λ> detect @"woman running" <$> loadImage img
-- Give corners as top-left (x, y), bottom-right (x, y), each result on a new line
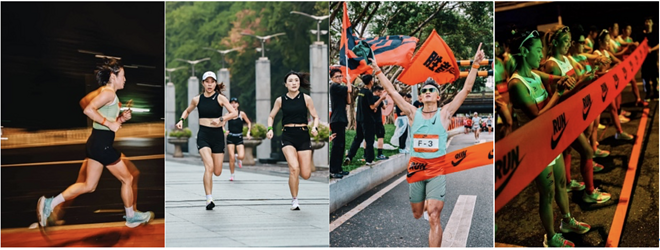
top-left (508, 30), bottom-right (589, 247)
top-left (369, 43), bottom-right (483, 247)
top-left (176, 71), bottom-right (238, 210)
top-left (266, 72), bottom-right (319, 210)
top-left (594, 30), bottom-right (635, 140)
top-left (544, 25), bottom-right (611, 204)
top-left (37, 59), bottom-right (154, 228)
top-left (225, 97), bottom-right (252, 181)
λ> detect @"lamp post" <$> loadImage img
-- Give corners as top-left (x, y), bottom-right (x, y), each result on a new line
top-left (240, 32), bottom-right (286, 58)
top-left (290, 11), bottom-right (329, 43)
top-left (175, 57), bottom-right (211, 77)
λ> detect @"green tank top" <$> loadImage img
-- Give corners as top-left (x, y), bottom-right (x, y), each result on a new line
top-left (92, 94), bottom-right (120, 130)
top-left (569, 54), bottom-right (592, 75)
top-left (410, 108), bottom-right (447, 159)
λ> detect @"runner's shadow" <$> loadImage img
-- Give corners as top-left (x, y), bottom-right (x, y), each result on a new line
top-left (52, 230), bottom-right (126, 247)
top-left (562, 225), bottom-right (607, 247)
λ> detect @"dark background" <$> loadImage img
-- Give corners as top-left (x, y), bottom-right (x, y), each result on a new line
top-left (1, 2), bottom-right (165, 130)
top-left (496, 2), bottom-right (659, 44)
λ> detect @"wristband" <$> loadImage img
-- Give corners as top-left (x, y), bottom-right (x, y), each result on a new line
top-left (179, 117), bottom-right (185, 121)
top-left (549, 74), bottom-right (554, 83)
top-left (374, 70), bottom-right (382, 75)
top-left (101, 117), bottom-right (107, 125)
top-left (472, 63), bottom-right (480, 69)
top-left (268, 126), bottom-right (273, 131)
top-left (557, 89), bottom-right (565, 97)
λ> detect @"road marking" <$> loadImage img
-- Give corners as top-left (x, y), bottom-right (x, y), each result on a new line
top-left (606, 107), bottom-right (649, 247)
top-left (329, 175), bottom-right (407, 232)
top-left (2, 154), bottom-right (164, 167)
top-left (442, 195), bottom-right (477, 247)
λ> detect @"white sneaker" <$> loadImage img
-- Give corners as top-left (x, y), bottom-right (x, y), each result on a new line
top-left (236, 154), bottom-right (242, 168)
top-left (229, 174), bottom-right (235, 181)
top-left (291, 198), bottom-right (300, 211)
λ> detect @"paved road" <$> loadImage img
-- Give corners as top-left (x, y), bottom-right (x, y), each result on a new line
top-left (165, 157), bottom-right (329, 247)
top-left (1, 137), bottom-right (165, 230)
top-left (495, 82), bottom-right (659, 247)
top-left (330, 131), bottom-right (494, 247)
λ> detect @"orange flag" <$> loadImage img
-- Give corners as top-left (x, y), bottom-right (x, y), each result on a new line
top-left (397, 29), bottom-right (459, 85)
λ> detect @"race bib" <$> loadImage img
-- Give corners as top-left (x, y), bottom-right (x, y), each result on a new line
top-left (413, 134), bottom-right (439, 153)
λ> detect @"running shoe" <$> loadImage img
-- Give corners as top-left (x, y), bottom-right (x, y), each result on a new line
top-left (124, 211), bottom-right (154, 228)
top-left (593, 162), bottom-right (604, 172)
top-left (598, 124), bottom-right (606, 130)
top-left (593, 148), bottom-right (610, 158)
top-left (365, 161), bottom-right (374, 166)
top-left (230, 174), bottom-right (235, 181)
top-left (291, 199), bottom-right (300, 211)
top-left (37, 196), bottom-right (54, 227)
top-left (567, 180), bottom-right (585, 192)
top-left (618, 115), bottom-right (630, 124)
top-left (343, 157), bottom-right (351, 165)
top-left (330, 172), bottom-right (343, 179)
top-left (376, 155), bottom-right (389, 160)
top-left (236, 154), bottom-right (242, 168)
top-left (621, 110), bottom-right (632, 117)
top-left (543, 233), bottom-right (575, 247)
top-left (583, 188), bottom-right (611, 204)
top-left (615, 132), bottom-right (634, 140)
top-left (341, 171), bottom-right (350, 176)
top-left (559, 217), bottom-right (591, 234)
top-left (399, 149), bottom-right (405, 154)
top-left (636, 100), bottom-right (649, 107)
top-left (206, 200), bottom-right (215, 210)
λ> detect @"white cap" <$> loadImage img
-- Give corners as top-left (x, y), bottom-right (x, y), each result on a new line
top-left (202, 71), bottom-right (217, 81)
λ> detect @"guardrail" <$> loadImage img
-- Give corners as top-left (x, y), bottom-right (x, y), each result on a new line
top-left (1, 122), bottom-right (164, 149)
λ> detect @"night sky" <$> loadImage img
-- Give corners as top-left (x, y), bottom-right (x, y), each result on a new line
top-left (1, 2), bottom-right (164, 130)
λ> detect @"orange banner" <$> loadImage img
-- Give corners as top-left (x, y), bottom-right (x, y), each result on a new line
top-left (398, 29), bottom-right (460, 85)
top-left (494, 39), bottom-right (649, 212)
top-left (407, 142), bottom-right (493, 183)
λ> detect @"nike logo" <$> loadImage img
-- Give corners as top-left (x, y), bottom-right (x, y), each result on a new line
top-left (550, 113), bottom-right (568, 150)
top-left (451, 150), bottom-right (467, 167)
top-left (495, 146), bottom-right (525, 198)
top-left (582, 94), bottom-right (592, 121)
top-left (601, 83), bottom-right (608, 102)
top-left (488, 150), bottom-right (494, 159)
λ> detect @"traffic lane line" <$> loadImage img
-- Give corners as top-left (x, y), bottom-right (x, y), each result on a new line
top-left (442, 195), bottom-right (477, 247)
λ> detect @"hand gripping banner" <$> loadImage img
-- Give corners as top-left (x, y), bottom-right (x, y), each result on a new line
top-left (397, 29), bottom-right (460, 85)
top-left (407, 142), bottom-right (493, 184)
top-left (494, 39), bottom-right (649, 212)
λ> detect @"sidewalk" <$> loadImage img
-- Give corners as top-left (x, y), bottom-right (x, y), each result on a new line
top-left (165, 156), bottom-right (329, 247)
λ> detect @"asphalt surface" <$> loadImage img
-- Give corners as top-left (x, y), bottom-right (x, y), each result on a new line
top-left (1, 137), bottom-right (165, 229)
top-left (330, 131), bottom-right (494, 247)
top-left (495, 83), bottom-right (659, 247)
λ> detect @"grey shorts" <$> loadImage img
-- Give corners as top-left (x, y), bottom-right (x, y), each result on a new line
top-left (409, 175), bottom-right (446, 203)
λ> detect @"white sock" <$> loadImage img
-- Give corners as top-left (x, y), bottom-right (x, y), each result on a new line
top-left (51, 194), bottom-right (66, 210)
top-left (125, 206), bottom-right (135, 218)
top-left (206, 195), bottom-right (213, 202)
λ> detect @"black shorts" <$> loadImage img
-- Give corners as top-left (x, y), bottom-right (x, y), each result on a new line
top-left (197, 126), bottom-right (225, 153)
top-left (375, 123), bottom-right (385, 138)
top-left (281, 126), bottom-right (311, 151)
top-left (86, 129), bottom-right (121, 166)
top-left (226, 133), bottom-right (244, 145)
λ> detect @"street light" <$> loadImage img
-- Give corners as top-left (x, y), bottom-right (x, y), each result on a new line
top-left (240, 32), bottom-right (286, 57)
top-left (203, 47), bottom-right (239, 69)
top-left (290, 11), bottom-right (330, 43)
top-left (166, 66), bottom-right (187, 83)
top-left (175, 58), bottom-right (211, 77)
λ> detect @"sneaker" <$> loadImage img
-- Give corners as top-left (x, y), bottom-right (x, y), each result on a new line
top-left (365, 161), bottom-right (374, 166)
top-left (598, 124), bottom-right (606, 130)
top-left (583, 188), bottom-right (611, 204)
top-left (567, 180), bottom-right (585, 192)
top-left (343, 157), bottom-right (351, 165)
top-left (376, 155), bottom-right (389, 160)
top-left (559, 217), bottom-right (591, 234)
top-left (230, 174), bottom-right (235, 181)
top-left (236, 154), bottom-right (242, 168)
top-left (618, 115), bottom-right (630, 123)
top-left (341, 171), bottom-right (350, 176)
top-left (330, 172), bottom-right (344, 179)
top-left (399, 149), bottom-right (405, 154)
top-left (593, 162), bottom-right (604, 172)
top-left (124, 211), bottom-right (154, 228)
top-left (37, 196), bottom-right (54, 227)
top-left (636, 100), bottom-right (649, 107)
top-left (615, 132), bottom-right (634, 140)
top-left (621, 110), bottom-right (632, 117)
top-left (291, 199), bottom-right (300, 211)
top-left (206, 200), bottom-right (215, 210)
top-left (593, 148), bottom-right (610, 158)
top-left (543, 233), bottom-right (575, 247)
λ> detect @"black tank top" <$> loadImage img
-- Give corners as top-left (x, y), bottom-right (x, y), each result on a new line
top-left (281, 92), bottom-right (307, 125)
top-left (198, 92), bottom-right (223, 118)
top-left (227, 113), bottom-right (243, 133)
